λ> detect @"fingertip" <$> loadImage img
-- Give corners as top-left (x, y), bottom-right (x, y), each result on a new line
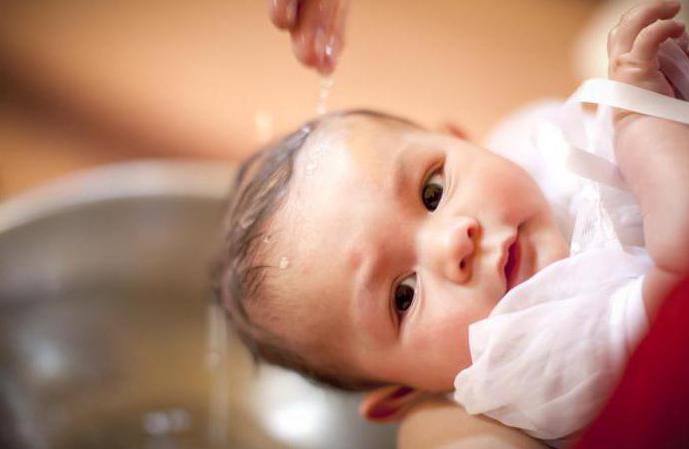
top-left (269, 0), bottom-right (298, 30)
top-left (317, 63), bottom-right (335, 76)
top-left (323, 36), bottom-right (343, 74)
top-left (291, 30), bottom-right (318, 68)
top-left (660, 0), bottom-right (681, 14)
top-left (285, 0), bottom-right (298, 29)
top-left (310, 28), bottom-right (335, 74)
top-left (676, 32), bottom-right (689, 52)
top-left (671, 20), bottom-right (686, 36)
top-left (269, 13), bottom-right (287, 30)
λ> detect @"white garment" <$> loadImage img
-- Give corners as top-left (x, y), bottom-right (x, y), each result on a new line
top-left (453, 66), bottom-right (689, 442)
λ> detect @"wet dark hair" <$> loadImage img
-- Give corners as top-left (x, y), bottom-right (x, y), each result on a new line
top-left (213, 110), bottom-right (421, 391)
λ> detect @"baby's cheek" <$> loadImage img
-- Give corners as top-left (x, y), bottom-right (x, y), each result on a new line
top-left (537, 234), bottom-right (569, 272)
top-left (527, 216), bottom-right (569, 271)
top-left (430, 316), bottom-right (472, 367)
top-left (409, 334), bottom-right (470, 390)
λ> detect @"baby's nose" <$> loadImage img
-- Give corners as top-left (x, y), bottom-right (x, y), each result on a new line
top-left (422, 216), bottom-right (479, 283)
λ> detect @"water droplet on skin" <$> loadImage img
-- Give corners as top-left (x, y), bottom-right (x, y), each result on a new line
top-left (305, 161), bottom-right (317, 174)
top-left (279, 256), bottom-right (290, 270)
top-left (239, 213), bottom-right (254, 229)
top-left (325, 40), bottom-right (334, 59)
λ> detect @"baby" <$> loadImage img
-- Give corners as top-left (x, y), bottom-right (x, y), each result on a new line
top-left (215, 1), bottom-right (689, 443)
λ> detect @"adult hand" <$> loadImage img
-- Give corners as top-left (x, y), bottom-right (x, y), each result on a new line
top-left (268, 0), bottom-right (349, 75)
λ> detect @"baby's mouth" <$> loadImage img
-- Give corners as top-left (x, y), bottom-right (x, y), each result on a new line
top-left (503, 236), bottom-right (520, 293)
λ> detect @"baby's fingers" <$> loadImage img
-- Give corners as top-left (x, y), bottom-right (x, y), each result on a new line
top-left (676, 30), bottom-right (689, 53)
top-left (634, 19), bottom-right (686, 61)
top-left (609, 1), bottom-right (681, 59)
top-left (659, 35), bottom-right (689, 99)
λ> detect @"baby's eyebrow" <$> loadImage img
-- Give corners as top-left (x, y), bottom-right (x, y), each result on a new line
top-left (387, 144), bottom-right (417, 199)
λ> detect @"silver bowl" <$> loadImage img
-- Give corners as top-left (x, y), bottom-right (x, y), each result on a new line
top-left (0, 160), bottom-right (396, 449)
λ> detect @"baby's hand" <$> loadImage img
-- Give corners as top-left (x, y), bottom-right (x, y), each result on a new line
top-left (607, 0), bottom-right (688, 119)
top-left (268, 0), bottom-right (349, 75)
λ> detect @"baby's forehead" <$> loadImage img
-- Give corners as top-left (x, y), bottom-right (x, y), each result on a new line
top-left (303, 113), bottom-right (418, 154)
top-left (295, 114), bottom-right (426, 180)
top-left (263, 117), bottom-right (380, 264)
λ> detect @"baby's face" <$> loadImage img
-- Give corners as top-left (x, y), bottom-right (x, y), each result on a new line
top-left (268, 115), bottom-right (568, 392)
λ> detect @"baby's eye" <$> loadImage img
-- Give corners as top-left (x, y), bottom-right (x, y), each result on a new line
top-left (422, 172), bottom-right (444, 211)
top-left (393, 274), bottom-right (417, 316)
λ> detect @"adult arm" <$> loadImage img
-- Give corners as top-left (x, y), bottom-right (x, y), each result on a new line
top-left (398, 397), bottom-right (547, 449)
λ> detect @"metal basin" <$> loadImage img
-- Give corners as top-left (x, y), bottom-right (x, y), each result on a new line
top-left (0, 161), bottom-right (396, 449)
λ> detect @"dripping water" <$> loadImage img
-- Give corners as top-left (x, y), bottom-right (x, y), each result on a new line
top-left (315, 77), bottom-right (334, 116)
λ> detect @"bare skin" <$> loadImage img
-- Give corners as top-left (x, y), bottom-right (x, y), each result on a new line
top-left (607, 0), bottom-right (689, 319)
top-left (398, 2), bottom-right (689, 449)
top-left (398, 2), bottom-right (689, 446)
top-left (263, 1), bottom-right (689, 447)
top-left (264, 115), bottom-right (568, 395)
top-left (268, 0), bottom-right (349, 74)
top-left (398, 398), bottom-right (547, 449)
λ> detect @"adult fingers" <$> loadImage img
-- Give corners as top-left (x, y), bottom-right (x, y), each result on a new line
top-left (290, 1), bottom-right (320, 70)
top-left (290, 0), bottom-right (348, 74)
top-left (608, 1), bottom-right (681, 59)
top-left (321, 0), bottom-right (347, 73)
top-left (269, 0), bottom-right (299, 30)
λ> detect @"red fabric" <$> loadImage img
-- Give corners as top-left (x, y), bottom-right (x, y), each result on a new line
top-left (573, 276), bottom-right (689, 449)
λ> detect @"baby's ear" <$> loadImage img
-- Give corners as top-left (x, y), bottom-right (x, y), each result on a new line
top-left (358, 385), bottom-right (428, 422)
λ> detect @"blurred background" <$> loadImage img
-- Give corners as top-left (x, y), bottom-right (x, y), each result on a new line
top-left (2, 1), bottom-right (687, 449)
top-left (0, 0), bottom-right (619, 198)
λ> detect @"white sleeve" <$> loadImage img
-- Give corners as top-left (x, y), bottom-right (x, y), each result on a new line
top-left (607, 274), bottom-right (649, 368)
top-left (453, 247), bottom-right (651, 440)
